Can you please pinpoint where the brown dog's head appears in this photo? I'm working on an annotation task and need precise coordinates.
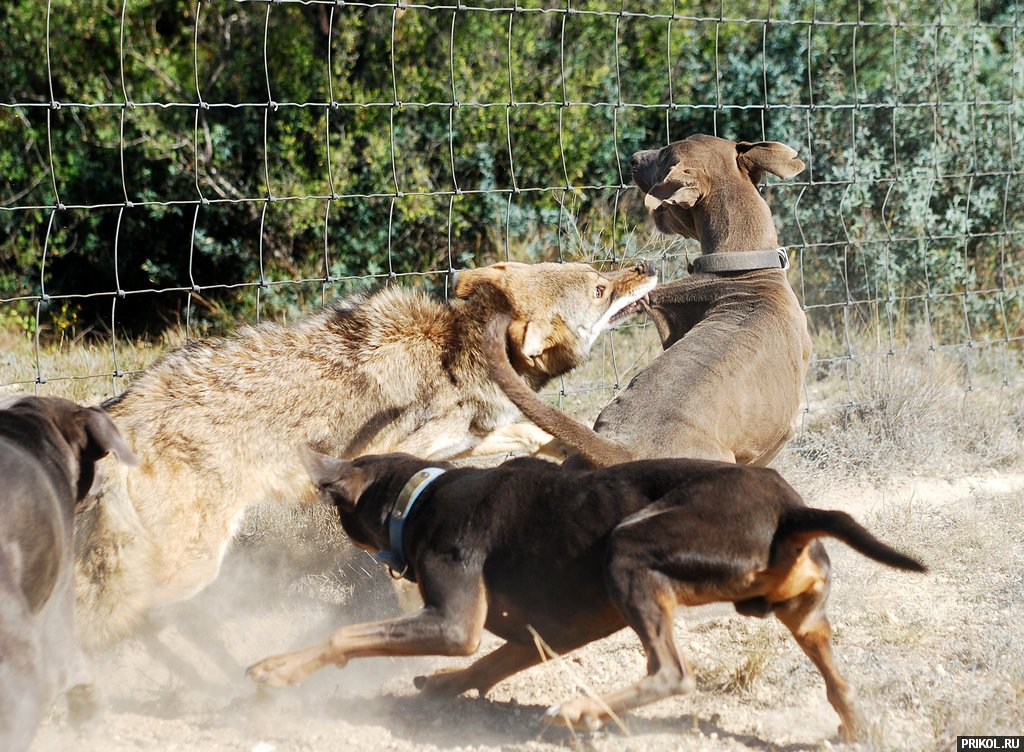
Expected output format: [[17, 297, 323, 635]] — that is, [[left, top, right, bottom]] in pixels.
[[0, 395, 139, 511], [453, 261, 657, 383], [631, 135, 804, 249]]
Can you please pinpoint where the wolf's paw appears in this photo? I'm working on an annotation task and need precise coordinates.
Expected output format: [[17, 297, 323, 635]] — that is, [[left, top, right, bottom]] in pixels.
[[66, 683, 102, 725], [546, 697, 606, 732], [838, 716, 867, 742]]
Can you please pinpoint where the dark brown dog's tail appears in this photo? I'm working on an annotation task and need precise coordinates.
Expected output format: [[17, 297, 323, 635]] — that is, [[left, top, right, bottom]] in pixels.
[[777, 507, 927, 572], [483, 313, 633, 468]]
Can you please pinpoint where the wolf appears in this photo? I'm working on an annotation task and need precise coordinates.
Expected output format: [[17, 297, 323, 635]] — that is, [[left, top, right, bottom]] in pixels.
[[74, 261, 656, 649]]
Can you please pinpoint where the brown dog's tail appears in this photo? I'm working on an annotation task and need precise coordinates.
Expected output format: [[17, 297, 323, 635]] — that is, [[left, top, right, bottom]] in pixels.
[[776, 507, 927, 572], [484, 313, 633, 468]]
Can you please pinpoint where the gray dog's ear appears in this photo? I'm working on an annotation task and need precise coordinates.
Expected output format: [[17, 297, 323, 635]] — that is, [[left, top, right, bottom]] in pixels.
[[642, 166, 701, 212], [736, 141, 805, 183], [84, 408, 140, 466]]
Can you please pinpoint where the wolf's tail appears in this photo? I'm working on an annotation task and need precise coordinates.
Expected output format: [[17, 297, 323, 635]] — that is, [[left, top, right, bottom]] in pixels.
[[776, 507, 927, 572], [483, 313, 633, 468]]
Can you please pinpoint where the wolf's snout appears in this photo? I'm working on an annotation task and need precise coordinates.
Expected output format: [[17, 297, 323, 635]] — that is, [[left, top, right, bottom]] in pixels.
[[636, 261, 656, 278]]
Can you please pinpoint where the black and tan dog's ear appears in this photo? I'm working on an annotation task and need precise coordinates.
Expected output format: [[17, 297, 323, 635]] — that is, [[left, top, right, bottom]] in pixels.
[[298, 445, 368, 506], [642, 166, 700, 212], [299, 445, 349, 486], [84, 408, 140, 466], [736, 141, 805, 183], [452, 263, 509, 299]]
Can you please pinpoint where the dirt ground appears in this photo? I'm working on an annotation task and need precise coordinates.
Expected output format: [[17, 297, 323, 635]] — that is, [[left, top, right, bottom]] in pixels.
[[6, 320, 1023, 751], [28, 467, 1024, 752]]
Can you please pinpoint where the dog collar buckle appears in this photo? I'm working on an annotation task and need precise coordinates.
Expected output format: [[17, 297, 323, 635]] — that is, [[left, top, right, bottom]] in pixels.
[[376, 467, 446, 581]]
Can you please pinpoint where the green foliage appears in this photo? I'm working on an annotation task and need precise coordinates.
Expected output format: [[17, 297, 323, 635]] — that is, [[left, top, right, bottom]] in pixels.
[[0, 0, 1021, 343]]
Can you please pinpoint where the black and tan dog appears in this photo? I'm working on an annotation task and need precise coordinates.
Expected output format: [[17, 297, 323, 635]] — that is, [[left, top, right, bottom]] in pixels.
[[0, 396, 138, 752], [247, 449, 924, 741]]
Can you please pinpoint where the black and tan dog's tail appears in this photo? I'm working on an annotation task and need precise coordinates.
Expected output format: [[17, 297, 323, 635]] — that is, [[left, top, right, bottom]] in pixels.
[[777, 507, 927, 572], [484, 313, 633, 468]]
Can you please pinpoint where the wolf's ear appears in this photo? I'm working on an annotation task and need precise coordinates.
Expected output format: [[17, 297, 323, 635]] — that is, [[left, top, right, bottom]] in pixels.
[[643, 166, 701, 212], [453, 263, 509, 299], [83, 408, 140, 466], [507, 318, 553, 360], [736, 141, 804, 183]]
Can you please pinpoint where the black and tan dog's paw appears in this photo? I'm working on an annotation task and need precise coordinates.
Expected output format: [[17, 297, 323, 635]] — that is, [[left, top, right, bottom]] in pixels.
[[413, 668, 478, 697], [246, 651, 335, 688], [546, 697, 607, 732]]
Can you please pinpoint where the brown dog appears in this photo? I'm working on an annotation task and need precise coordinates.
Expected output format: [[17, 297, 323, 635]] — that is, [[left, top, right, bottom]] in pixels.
[[0, 396, 138, 752], [247, 449, 924, 741], [485, 135, 812, 469], [74, 261, 656, 649]]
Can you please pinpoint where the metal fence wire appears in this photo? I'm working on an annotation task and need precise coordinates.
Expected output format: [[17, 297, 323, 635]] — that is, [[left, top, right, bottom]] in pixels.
[[1, 1, 1022, 423]]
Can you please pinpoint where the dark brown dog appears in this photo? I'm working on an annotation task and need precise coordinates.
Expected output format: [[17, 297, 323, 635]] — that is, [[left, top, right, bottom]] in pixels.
[[485, 134, 812, 469], [0, 396, 138, 752], [247, 449, 924, 741]]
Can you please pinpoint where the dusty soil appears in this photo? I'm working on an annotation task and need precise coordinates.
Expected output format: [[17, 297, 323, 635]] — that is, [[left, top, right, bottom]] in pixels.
[[28, 469, 1024, 752]]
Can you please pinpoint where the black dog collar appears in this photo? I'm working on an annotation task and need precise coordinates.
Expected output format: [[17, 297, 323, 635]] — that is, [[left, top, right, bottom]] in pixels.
[[690, 247, 789, 275], [376, 467, 446, 580]]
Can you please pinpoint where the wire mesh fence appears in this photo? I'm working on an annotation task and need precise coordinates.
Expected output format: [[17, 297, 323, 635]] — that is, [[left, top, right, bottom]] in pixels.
[[1, 0, 1022, 422]]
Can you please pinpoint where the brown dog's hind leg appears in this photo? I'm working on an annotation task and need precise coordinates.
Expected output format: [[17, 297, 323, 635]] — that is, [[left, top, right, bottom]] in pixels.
[[248, 574, 487, 688], [774, 591, 865, 741], [549, 567, 694, 731], [414, 640, 543, 697]]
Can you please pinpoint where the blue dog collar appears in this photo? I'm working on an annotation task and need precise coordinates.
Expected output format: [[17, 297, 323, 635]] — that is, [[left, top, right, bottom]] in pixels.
[[376, 467, 446, 580]]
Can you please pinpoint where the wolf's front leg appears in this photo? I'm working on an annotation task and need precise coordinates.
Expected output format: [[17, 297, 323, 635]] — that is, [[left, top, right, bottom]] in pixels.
[[247, 572, 487, 688], [457, 422, 556, 458]]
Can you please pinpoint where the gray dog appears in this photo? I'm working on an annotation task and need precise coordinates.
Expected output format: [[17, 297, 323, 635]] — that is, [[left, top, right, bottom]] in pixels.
[[0, 395, 138, 752]]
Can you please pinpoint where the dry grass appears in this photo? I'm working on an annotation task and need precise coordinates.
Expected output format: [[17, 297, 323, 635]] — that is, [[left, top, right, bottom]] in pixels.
[[5, 305, 1019, 480]]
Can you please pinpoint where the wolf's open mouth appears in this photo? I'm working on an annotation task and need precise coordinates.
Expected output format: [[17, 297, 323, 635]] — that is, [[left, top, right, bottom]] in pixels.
[[609, 293, 651, 326]]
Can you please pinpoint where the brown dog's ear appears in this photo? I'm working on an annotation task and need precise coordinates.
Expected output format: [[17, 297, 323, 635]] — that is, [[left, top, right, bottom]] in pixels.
[[83, 408, 140, 466], [452, 263, 509, 299], [642, 166, 700, 212], [298, 445, 368, 507], [736, 141, 805, 183]]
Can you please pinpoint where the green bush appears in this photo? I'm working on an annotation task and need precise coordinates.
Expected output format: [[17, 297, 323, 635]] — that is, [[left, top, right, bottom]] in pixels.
[[1, 1, 1020, 344]]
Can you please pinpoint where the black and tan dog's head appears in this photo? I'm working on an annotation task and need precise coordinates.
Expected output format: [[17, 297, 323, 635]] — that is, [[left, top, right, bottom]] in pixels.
[[299, 446, 441, 554], [453, 261, 657, 382], [631, 135, 804, 245], [0, 395, 139, 512]]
